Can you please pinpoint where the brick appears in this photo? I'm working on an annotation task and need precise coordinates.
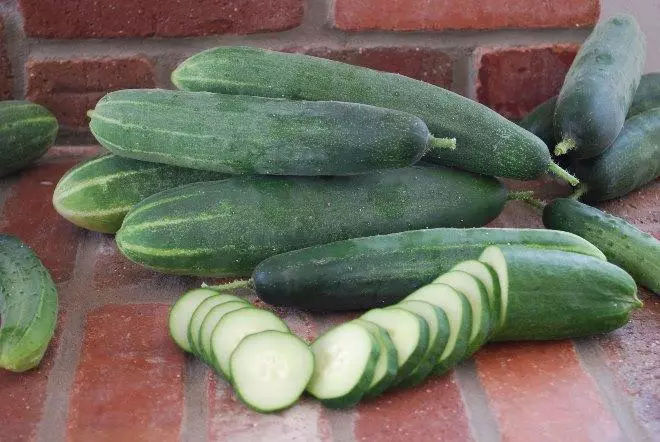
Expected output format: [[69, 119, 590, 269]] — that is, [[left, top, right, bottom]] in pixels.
[[0, 158, 89, 282], [476, 45, 578, 119], [355, 373, 472, 442], [19, 0, 303, 38], [0, 17, 12, 99], [598, 290, 660, 436], [334, 0, 599, 31], [26, 57, 156, 128], [208, 374, 332, 441], [297, 47, 453, 88], [67, 305, 184, 442], [475, 341, 622, 441], [0, 314, 65, 442]]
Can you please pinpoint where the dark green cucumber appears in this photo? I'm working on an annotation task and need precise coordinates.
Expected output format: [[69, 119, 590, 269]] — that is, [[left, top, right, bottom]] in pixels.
[[89, 89, 452, 176], [627, 73, 660, 118], [554, 14, 646, 158], [0, 234, 58, 372], [573, 108, 660, 202], [479, 246, 641, 341], [543, 199, 660, 295], [252, 227, 605, 311], [172, 46, 577, 184], [53, 154, 229, 233], [116, 166, 507, 277], [0, 101, 58, 177]]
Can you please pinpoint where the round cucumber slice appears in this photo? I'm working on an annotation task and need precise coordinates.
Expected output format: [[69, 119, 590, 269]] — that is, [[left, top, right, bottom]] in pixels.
[[169, 288, 218, 352], [452, 260, 502, 333], [479, 246, 509, 328], [188, 294, 248, 357], [199, 301, 250, 365], [351, 319, 398, 398]]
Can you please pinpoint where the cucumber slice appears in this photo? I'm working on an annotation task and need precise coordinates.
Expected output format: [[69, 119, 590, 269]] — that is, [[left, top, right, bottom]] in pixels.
[[307, 322, 380, 408], [210, 308, 290, 379], [188, 294, 249, 358], [432, 270, 491, 356], [199, 301, 250, 365], [230, 330, 314, 413], [404, 283, 471, 375], [479, 246, 509, 327], [395, 300, 450, 387], [452, 260, 502, 333], [351, 319, 398, 398], [168, 288, 218, 352], [361, 308, 429, 384]]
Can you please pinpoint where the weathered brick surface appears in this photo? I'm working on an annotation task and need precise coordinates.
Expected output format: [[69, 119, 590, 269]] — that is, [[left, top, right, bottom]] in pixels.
[[476, 44, 578, 119], [66, 305, 184, 442], [19, 0, 304, 38], [0, 17, 11, 99], [355, 373, 472, 442], [26, 57, 156, 127], [296, 47, 453, 88], [334, 0, 599, 31], [0, 314, 65, 442], [476, 341, 622, 441]]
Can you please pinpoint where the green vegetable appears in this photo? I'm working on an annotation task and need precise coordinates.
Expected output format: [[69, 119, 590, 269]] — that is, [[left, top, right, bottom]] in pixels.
[[627, 72, 660, 118], [171, 46, 577, 185], [351, 319, 399, 397], [0, 101, 58, 177], [0, 234, 58, 372], [88, 89, 454, 176], [543, 198, 660, 295], [117, 166, 508, 277], [53, 154, 228, 234], [252, 227, 606, 311], [554, 14, 646, 158]]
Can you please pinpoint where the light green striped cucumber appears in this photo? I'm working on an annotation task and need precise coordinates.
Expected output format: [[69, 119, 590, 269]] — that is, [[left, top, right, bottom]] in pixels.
[[0, 234, 58, 372], [171, 46, 577, 185], [53, 154, 229, 233], [88, 89, 454, 176], [0, 101, 58, 177]]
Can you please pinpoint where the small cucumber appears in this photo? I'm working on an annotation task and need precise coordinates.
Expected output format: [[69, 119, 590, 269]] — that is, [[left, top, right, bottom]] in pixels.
[[543, 198, 660, 295], [0, 234, 58, 372], [554, 14, 646, 158], [351, 319, 399, 397], [627, 72, 660, 118]]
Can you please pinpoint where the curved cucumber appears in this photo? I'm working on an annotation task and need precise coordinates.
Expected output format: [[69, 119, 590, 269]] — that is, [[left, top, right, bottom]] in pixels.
[[253, 227, 606, 311], [0, 101, 58, 177], [117, 166, 507, 277], [0, 234, 58, 372], [172, 46, 576, 184], [554, 14, 646, 158], [89, 89, 451, 176], [53, 154, 229, 234], [543, 199, 660, 295]]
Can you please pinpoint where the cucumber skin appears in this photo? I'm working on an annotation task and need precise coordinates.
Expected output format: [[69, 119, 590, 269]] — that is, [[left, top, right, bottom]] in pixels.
[[0, 101, 58, 177], [554, 14, 646, 159], [492, 247, 640, 341], [53, 154, 229, 233], [543, 199, 660, 295], [573, 108, 660, 202], [0, 235, 58, 372], [172, 46, 551, 181], [116, 166, 507, 277], [253, 228, 606, 311], [89, 89, 431, 176]]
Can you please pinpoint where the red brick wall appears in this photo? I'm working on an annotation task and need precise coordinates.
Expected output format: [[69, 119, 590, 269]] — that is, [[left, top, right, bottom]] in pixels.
[[0, 0, 599, 142]]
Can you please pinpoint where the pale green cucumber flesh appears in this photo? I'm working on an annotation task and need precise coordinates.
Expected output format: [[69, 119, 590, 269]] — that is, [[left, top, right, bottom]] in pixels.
[[479, 247, 509, 331], [168, 288, 219, 352], [351, 319, 399, 398], [452, 260, 502, 334], [188, 294, 247, 359], [199, 302, 250, 365]]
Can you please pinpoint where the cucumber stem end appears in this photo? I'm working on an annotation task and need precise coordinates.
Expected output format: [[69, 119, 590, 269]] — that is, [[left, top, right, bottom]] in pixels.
[[507, 190, 545, 210], [203, 279, 252, 292], [548, 162, 580, 187], [554, 138, 576, 156], [428, 136, 457, 151]]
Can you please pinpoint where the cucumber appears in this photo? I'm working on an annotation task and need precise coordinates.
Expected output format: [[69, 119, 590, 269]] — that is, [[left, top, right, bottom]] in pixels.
[[187, 294, 248, 359], [0, 101, 58, 177], [117, 166, 508, 277], [627, 73, 660, 118], [479, 246, 641, 341], [361, 308, 429, 384], [230, 330, 314, 413], [351, 319, 399, 397], [199, 301, 250, 365], [89, 89, 453, 176], [451, 260, 501, 332], [307, 322, 380, 408], [210, 307, 290, 379], [0, 234, 58, 372], [171, 46, 577, 185], [168, 288, 220, 352], [543, 199, 660, 295], [53, 154, 229, 234], [572, 108, 660, 202], [252, 227, 606, 311], [404, 284, 471, 375], [554, 14, 646, 158]]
